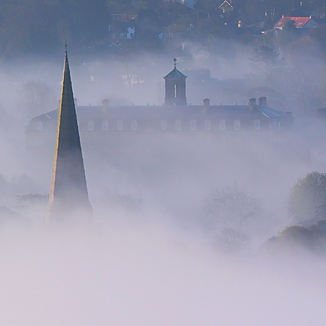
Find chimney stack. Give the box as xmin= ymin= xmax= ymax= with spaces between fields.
xmin=102 ymin=99 xmax=109 ymax=113
xmin=249 ymin=98 xmax=257 ymax=110
xmin=258 ymin=96 xmax=267 ymax=106
xmin=203 ymin=98 xmax=210 ymax=107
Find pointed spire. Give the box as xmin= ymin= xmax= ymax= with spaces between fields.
xmin=49 ymin=49 xmax=92 ymax=220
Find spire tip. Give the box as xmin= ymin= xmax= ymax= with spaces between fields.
xmin=64 ymin=42 xmax=68 ymax=58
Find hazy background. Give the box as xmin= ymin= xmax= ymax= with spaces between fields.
xmin=0 ymin=0 xmax=326 ymax=325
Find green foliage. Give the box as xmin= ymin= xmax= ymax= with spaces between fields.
xmin=289 ymin=172 xmax=326 ymax=223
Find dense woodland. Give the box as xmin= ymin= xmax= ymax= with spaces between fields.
xmin=0 ymin=0 xmax=325 ymax=57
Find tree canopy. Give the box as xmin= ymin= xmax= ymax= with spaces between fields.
xmin=289 ymin=172 xmax=326 ymax=224
xmin=0 ymin=0 xmax=325 ymax=58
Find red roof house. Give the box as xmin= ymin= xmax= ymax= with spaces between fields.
xmin=274 ymin=17 xmax=317 ymax=30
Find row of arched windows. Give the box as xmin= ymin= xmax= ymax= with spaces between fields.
xmin=33 ymin=119 xmax=281 ymax=132
xmin=84 ymin=119 xmax=277 ymax=132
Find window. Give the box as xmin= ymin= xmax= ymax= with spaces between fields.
xmin=268 ymin=121 xmax=273 ymax=129
xmin=175 ymin=120 xmax=182 ymax=131
xmin=253 ymin=120 xmax=261 ymax=130
xmin=233 ymin=120 xmax=241 ymax=131
xmin=189 ymin=120 xmax=197 ymax=131
xmin=130 ymin=120 xmax=138 ymax=131
xmin=117 ymin=120 xmax=124 ymax=131
xmin=161 ymin=120 xmax=168 ymax=131
xmin=204 ymin=120 xmax=211 ymax=131
xmin=102 ymin=120 xmax=109 ymax=131
xmin=36 ymin=121 xmax=43 ymax=131
xmin=88 ymin=120 xmax=95 ymax=131
xmin=269 ymin=120 xmax=278 ymax=129
xmin=219 ymin=120 xmax=226 ymax=131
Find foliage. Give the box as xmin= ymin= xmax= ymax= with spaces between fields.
xmin=201 ymin=188 xmax=263 ymax=251
xmin=289 ymin=172 xmax=326 ymax=224
xmin=203 ymin=188 xmax=262 ymax=233
xmin=0 ymin=0 xmax=325 ymax=57
xmin=253 ymin=45 xmax=280 ymax=64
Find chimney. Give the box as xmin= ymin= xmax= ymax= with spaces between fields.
xmin=249 ymin=98 xmax=257 ymax=110
xmin=258 ymin=96 xmax=267 ymax=106
xmin=102 ymin=99 xmax=109 ymax=113
xmin=203 ymin=98 xmax=210 ymax=107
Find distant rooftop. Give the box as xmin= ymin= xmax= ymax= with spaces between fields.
xmin=164 ymin=58 xmax=187 ymax=79
xmin=274 ymin=16 xmax=316 ymax=30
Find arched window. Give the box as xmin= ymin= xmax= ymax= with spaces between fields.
xmin=253 ymin=120 xmax=261 ymax=130
xmin=175 ymin=120 xmax=182 ymax=131
xmin=102 ymin=120 xmax=109 ymax=131
xmin=189 ymin=120 xmax=197 ymax=131
xmin=219 ymin=120 xmax=226 ymax=131
xmin=131 ymin=120 xmax=138 ymax=131
xmin=117 ymin=120 xmax=124 ymax=131
xmin=161 ymin=120 xmax=168 ymax=131
xmin=204 ymin=120 xmax=211 ymax=131
xmin=88 ymin=120 xmax=95 ymax=131
xmin=233 ymin=120 xmax=241 ymax=131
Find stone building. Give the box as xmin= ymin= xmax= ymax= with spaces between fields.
xmin=26 ymin=59 xmax=293 ymax=149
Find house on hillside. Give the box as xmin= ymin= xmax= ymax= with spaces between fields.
xmin=218 ymin=0 xmax=234 ymax=14
xmin=164 ymin=0 xmax=197 ymax=8
xmin=274 ymin=16 xmax=318 ymax=30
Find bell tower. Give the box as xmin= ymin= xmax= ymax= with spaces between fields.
xmin=164 ymin=58 xmax=187 ymax=106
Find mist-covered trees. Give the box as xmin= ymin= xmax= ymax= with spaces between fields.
xmin=202 ymin=188 xmax=263 ymax=250
xmin=289 ymin=172 xmax=326 ymax=224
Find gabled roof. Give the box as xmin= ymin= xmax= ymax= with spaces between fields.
xmin=274 ymin=17 xmax=313 ymax=29
xmin=218 ymin=0 xmax=233 ymax=12
xmin=257 ymin=105 xmax=284 ymax=119
xmin=218 ymin=0 xmax=233 ymax=9
xmin=164 ymin=67 xmax=187 ymax=79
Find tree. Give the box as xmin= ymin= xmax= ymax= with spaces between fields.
xmin=289 ymin=172 xmax=326 ymax=224
xmin=253 ymin=45 xmax=280 ymax=64
xmin=202 ymin=188 xmax=262 ymax=250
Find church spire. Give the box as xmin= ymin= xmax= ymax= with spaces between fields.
xmin=49 ymin=49 xmax=91 ymax=220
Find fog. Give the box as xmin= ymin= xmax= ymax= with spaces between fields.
xmin=0 ymin=41 xmax=326 ymax=325
xmin=0 ymin=222 xmax=325 ymax=326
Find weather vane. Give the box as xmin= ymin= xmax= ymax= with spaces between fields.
xmin=174 ymin=58 xmax=177 ymax=69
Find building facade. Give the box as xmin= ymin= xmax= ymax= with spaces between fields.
xmin=26 ymin=61 xmax=293 ymax=148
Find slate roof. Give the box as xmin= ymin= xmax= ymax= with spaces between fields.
xmin=164 ymin=67 xmax=187 ymax=79
xmin=218 ymin=0 xmax=233 ymax=10
xmin=29 ymin=104 xmax=288 ymax=125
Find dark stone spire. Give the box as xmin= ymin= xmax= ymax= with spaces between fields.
xmin=49 ymin=50 xmax=92 ymax=219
